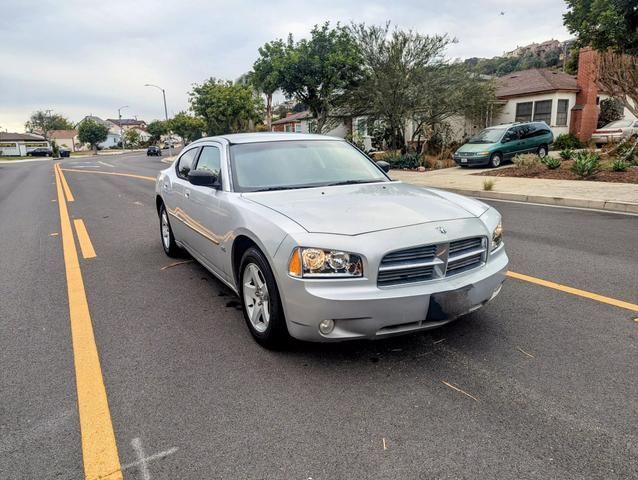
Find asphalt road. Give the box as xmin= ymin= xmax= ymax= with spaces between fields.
xmin=1 ymin=152 xmax=637 ymax=480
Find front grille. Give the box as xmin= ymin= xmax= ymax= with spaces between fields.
xmin=378 ymin=237 xmax=486 ymax=286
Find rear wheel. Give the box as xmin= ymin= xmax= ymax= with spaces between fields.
xmin=538 ymin=144 xmax=548 ymax=158
xmin=489 ymin=153 xmax=502 ymax=168
xmin=159 ymin=204 xmax=180 ymax=257
xmin=239 ymin=247 xmax=289 ymax=348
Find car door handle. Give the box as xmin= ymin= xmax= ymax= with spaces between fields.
xmin=184 ymin=189 xmax=190 ymax=199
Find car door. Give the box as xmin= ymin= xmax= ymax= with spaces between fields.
xmin=167 ymin=146 xmax=200 ymax=247
xmin=501 ymin=127 xmax=524 ymax=160
xmin=181 ymin=143 xmax=227 ymax=279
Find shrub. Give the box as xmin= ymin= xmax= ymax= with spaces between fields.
xmin=383 ymin=153 xmax=419 ymax=169
xmin=541 ymin=156 xmax=562 ymax=169
xmin=616 ymin=142 xmax=638 ymax=165
xmin=612 ymin=158 xmax=629 ymax=172
xmin=553 ymin=133 xmax=583 ymax=150
xmin=483 ymin=179 xmax=496 ymax=191
xmin=559 ymin=149 xmax=574 ymax=160
xmin=570 ymin=151 xmax=601 ymax=178
xmin=513 ymin=153 xmax=541 ymax=169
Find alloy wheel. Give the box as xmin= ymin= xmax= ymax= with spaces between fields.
xmin=161 ymin=210 xmax=170 ymax=250
xmin=243 ymin=263 xmax=270 ymax=333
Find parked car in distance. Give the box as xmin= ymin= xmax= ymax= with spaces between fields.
xmin=26 ymin=147 xmax=53 ymax=157
xmin=453 ymin=122 xmax=554 ymax=168
xmin=591 ymin=119 xmax=638 ymax=147
xmin=58 ymin=147 xmax=71 ymax=158
xmin=155 ymin=133 xmax=508 ymax=348
xmin=147 ymin=145 xmax=162 ymax=156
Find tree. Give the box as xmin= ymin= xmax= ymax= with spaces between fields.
xmin=25 ymin=111 xmax=73 ymax=139
xmin=169 ymin=112 xmax=205 ymax=144
xmin=147 ymin=120 xmax=168 ymax=143
xmin=564 ymin=0 xmax=638 ymax=117
xmin=123 ymin=129 xmax=141 ymax=148
xmin=598 ymin=97 xmax=625 ymax=127
xmin=251 ymin=39 xmax=286 ymax=130
xmin=564 ymin=0 xmax=638 ymax=55
xmin=78 ymin=119 xmax=109 ymax=153
xmin=277 ymin=23 xmax=363 ymax=133
xmin=189 ymin=78 xmax=264 ymax=135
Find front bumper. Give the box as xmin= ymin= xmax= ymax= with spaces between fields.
xmin=591 ymin=134 xmax=624 ymax=144
xmin=453 ymin=154 xmax=490 ymax=166
xmin=279 ymin=246 xmax=508 ymax=342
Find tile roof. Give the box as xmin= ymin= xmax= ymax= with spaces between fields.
xmin=0 ymin=132 xmax=46 ymax=141
xmin=271 ymin=111 xmax=312 ymax=125
xmin=49 ymin=129 xmax=78 ymax=139
xmin=495 ymin=69 xmax=579 ymax=98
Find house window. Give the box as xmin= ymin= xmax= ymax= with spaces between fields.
xmin=294 ymin=123 xmax=302 ymax=133
xmin=533 ymin=100 xmax=552 ymax=125
xmin=515 ymin=102 xmax=533 ymax=122
xmin=556 ymin=99 xmax=569 ymax=126
xmin=285 ymin=124 xmax=293 ymax=133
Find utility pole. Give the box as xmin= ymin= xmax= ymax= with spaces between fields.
xmin=118 ymin=105 xmax=128 ymax=151
xmin=144 ymin=83 xmax=172 ymax=157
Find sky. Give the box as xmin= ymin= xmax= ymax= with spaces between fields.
xmin=0 ymin=0 xmax=571 ymax=132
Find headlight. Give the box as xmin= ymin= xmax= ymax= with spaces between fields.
xmin=491 ymin=223 xmax=503 ymax=251
xmin=478 ymin=151 xmax=491 ymax=155
xmin=288 ymin=247 xmax=363 ymax=278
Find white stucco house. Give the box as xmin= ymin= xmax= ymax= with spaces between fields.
xmin=76 ymin=116 xmax=122 ymax=149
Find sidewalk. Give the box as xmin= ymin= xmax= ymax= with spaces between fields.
xmin=392 ymin=167 xmax=638 ymax=214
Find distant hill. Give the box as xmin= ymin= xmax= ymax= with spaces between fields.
xmin=465 ymin=39 xmax=577 ymax=76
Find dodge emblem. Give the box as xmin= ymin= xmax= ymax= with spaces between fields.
xmin=436 ymin=226 xmax=447 ymax=234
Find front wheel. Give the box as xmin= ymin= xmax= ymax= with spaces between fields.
xmin=239 ymin=247 xmax=289 ymax=348
xmin=159 ymin=204 xmax=180 ymax=257
xmin=489 ymin=153 xmax=502 ymax=168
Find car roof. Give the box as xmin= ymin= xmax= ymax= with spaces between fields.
xmin=191 ymin=132 xmax=345 ymax=145
xmin=489 ymin=121 xmax=549 ymax=129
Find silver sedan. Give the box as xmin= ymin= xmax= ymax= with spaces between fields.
xmin=155 ymin=133 xmax=508 ymax=347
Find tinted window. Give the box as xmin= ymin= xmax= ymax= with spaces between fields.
xmin=230 ymin=140 xmax=387 ymax=192
xmin=195 ymin=146 xmax=221 ymax=176
xmin=503 ymin=127 xmax=521 ymax=142
xmin=177 ymin=147 xmax=200 ymax=178
xmin=605 ymin=120 xmax=633 ymax=128
xmin=515 ymin=102 xmax=533 ymax=122
xmin=520 ymin=124 xmax=535 ymax=139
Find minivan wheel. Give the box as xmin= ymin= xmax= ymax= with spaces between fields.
xmin=239 ymin=247 xmax=289 ymax=348
xmin=538 ymin=145 xmax=548 ymax=158
xmin=159 ymin=204 xmax=180 ymax=257
xmin=489 ymin=153 xmax=502 ymax=168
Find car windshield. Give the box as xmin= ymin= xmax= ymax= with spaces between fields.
xmin=230 ymin=140 xmax=388 ymax=192
xmin=467 ymin=128 xmax=506 ymax=144
xmin=603 ymin=120 xmax=633 ymax=128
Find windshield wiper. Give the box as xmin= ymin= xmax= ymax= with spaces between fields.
xmin=324 ymin=179 xmax=381 ymax=187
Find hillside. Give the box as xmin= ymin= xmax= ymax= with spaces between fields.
xmin=465 ymin=39 xmax=577 ymax=76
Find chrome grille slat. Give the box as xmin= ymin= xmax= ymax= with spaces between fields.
xmin=378 ymin=236 xmax=487 ymax=287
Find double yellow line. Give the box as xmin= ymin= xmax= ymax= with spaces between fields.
xmin=54 ymin=164 xmax=122 ymax=480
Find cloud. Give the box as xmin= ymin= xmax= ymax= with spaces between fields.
xmin=0 ymin=0 xmax=570 ymax=132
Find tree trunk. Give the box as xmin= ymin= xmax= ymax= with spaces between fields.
xmin=266 ymin=94 xmax=273 ymax=131
xmin=316 ymin=111 xmax=327 ymax=134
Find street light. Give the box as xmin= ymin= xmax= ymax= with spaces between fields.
xmin=144 ymin=83 xmax=172 ymax=157
xmin=117 ymin=105 xmax=128 ymax=151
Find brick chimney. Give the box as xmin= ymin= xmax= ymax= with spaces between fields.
xmin=570 ymin=47 xmax=600 ymax=141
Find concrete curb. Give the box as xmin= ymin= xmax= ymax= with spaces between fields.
xmin=442 ymin=188 xmax=638 ymax=214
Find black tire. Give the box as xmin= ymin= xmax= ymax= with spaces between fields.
xmin=159 ymin=203 xmax=180 ymax=257
xmin=489 ymin=152 xmax=502 ymax=168
xmin=537 ymin=144 xmax=548 ymax=158
xmin=239 ymin=247 xmax=289 ymax=348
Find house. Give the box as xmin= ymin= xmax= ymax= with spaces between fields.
xmin=76 ymin=116 xmax=122 ymax=149
xmin=0 ymin=132 xmax=49 ymax=156
xmin=271 ymin=112 xmax=309 ymax=133
xmin=271 ymin=110 xmax=358 ymax=143
xmin=107 ymin=118 xmax=147 ymax=131
xmin=492 ymin=48 xmax=636 ymax=141
xmin=49 ymin=130 xmax=79 ymax=151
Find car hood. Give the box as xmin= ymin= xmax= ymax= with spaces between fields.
xmin=457 ymin=143 xmax=497 ymax=153
xmin=243 ymin=182 xmax=487 ymax=236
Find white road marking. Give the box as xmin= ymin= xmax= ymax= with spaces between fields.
xmin=123 ymin=438 xmax=178 ymax=479
xmin=98 ymin=160 xmax=115 ymax=168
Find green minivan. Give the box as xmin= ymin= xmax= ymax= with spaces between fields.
xmin=453 ymin=122 xmax=554 ymax=168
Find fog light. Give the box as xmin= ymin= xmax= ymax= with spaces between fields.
xmin=319 ymin=319 xmax=335 ymax=335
